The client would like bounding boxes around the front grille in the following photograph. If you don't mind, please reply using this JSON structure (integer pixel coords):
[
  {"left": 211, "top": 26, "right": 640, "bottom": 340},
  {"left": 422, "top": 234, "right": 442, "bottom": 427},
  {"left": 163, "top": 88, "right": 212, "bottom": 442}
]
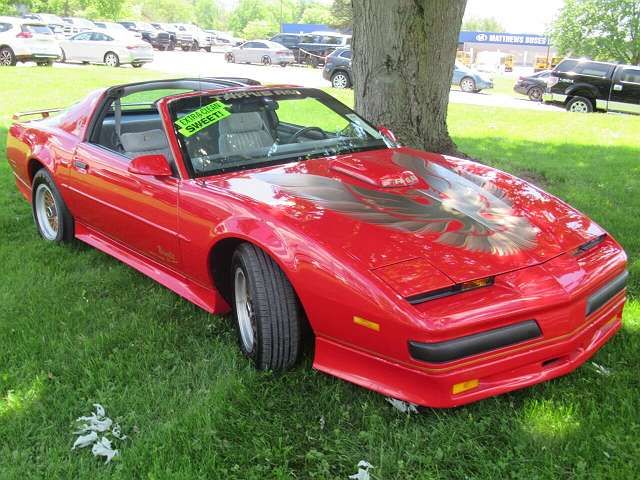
[{"left": 157, "top": 32, "right": 169, "bottom": 41}]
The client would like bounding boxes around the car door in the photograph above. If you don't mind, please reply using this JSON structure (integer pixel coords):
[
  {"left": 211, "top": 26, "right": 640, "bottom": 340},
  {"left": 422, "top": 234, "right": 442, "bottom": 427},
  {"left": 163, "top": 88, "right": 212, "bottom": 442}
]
[
  {"left": 63, "top": 106, "right": 181, "bottom": 269},
  {"left": 65, "top": 32, "right": 92, "bottom": 60},
  {"left": 608, "top": 66, "right": 640, "bottom": 114},
  {"left": 254, "top": 42, "right": 268, "bottom": 62},
  {"left": 235, "top": 41, "right": 252, "bottom": 62},
  {"left": 89, "top": 32, "right": 110, "bottom": 62}
]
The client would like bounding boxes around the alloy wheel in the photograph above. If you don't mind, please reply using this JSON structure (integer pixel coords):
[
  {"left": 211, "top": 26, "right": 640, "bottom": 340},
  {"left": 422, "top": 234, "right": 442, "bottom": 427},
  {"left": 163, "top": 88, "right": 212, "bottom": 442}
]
[
  {"left": 332, "top": 73, "right": 349, "bottom": 88},
  {"left": 105, "top": 53, "right": 118, "bottom": 67},
  {"left": 35, "top": 184, "right": 59, "bottom": 240},
  {"left": 569, "top": 100, "right": 590, "bottom": 113},
  {"left": 234, "top": 267, "right": 255, "bottom": 352},
  {"left": 460, "top": 78, "right": 476, "bottom": 92},
  {"left": 0, "top": 49, "right": 12, "bottom": 66}
]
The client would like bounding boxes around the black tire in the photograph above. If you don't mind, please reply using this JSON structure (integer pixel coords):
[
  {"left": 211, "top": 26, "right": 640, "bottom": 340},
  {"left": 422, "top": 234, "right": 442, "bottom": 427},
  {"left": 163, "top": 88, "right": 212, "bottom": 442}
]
[
  {"left": 566, "top": 95, "right": 594, "bottom": 113},
  {"left": 528, "top": 86, "right": 543, "bottom": 102},
  {"left": 132, "top": 63, "right": 143, "bottom": 68},
  {"left": 37, "top": 60, "right": 53, "bottom": 66},
  {"left": 331, "top": 71, "right": 351, "bottom": 89},
  {"left": 204, "top": 46, "right": 211, "bottom": 52},
  {"left": 225, "top": 53, "right": 234, "bottom": 63},
  {"left": 59, "top": 48, "right": 66, "bottom": 63},
  {"left": 279, "top": 62, "right": 287, "bottom": 67},
  {"left": 0, "top": 46, "right": 16, "bottom": 66},
  {"left": 104, "top": 51, "right": 120, "bottom": 67},
  {"left": 168, "top": 41, "right": 176, "bottom": 51},
  {"left": 231, "top": 243, "right": 302, "bottom": 371},
  {"left": 262, "top": 55, "right": 271, "bottom": 66},
  {"left": 32, "top": 169, "right": 74, "bottom": 243},
  {"left": 192, "top": 41, "right": 199, "bottom": 51},
  {"left": 181, "top": 46, "right": 190, "bottom": 52},
  {"left": 460, "top": 76, "right": 476, "bottom": 93}
]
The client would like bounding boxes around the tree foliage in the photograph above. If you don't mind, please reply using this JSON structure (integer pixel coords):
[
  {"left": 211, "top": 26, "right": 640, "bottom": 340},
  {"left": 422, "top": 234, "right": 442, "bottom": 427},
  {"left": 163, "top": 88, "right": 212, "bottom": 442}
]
[
  {"left": 330, "top": 0, "right": 351, "bottom": 29},
  {"left": 462, "top": 16, "right": 506, "bottom": 32},
  {"left": 551, "top": 0, "right": 640, "bottom": 65}
]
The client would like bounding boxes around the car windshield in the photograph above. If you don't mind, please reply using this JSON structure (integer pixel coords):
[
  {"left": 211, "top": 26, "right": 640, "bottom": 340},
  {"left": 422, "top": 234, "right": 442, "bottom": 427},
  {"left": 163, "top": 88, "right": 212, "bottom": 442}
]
[{"left": 170, "top": 88, "right": 390, "bottom": 177}]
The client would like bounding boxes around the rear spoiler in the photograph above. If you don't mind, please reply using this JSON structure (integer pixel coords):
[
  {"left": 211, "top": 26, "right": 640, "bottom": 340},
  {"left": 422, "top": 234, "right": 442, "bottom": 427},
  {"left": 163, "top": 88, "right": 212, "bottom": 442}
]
[{"left": 12, "top": 108, "right": 62, "bottom": 121}]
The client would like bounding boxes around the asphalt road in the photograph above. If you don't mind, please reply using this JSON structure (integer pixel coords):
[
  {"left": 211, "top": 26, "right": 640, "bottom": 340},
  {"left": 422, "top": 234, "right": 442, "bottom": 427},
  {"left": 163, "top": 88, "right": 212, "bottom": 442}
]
[{"left": 142, "top": 50, "right": 559, "bottom": 112}]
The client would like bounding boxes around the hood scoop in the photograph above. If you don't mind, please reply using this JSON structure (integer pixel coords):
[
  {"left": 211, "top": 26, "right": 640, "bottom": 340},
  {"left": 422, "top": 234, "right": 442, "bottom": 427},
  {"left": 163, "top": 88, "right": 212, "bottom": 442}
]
[{"left": 330, "top": 156, "right": 420, "bottom": 188}]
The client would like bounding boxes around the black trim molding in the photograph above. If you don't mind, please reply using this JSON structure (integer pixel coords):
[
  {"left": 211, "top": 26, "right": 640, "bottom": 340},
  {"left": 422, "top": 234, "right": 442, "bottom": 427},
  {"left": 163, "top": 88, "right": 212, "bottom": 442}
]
[
  {"left": 409, "top": 320, "right": 542, "bottom": 364},
  {"left": 586, "top": 270, "right": 628, "bottom": 317}
]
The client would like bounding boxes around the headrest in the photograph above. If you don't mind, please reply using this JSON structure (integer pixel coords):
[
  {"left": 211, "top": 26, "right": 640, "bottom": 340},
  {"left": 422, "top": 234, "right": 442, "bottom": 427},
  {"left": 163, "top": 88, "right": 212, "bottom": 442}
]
[
  {"left": 221, "top": 112, "right": 265, "bottom": 133},
  {"left": 120, "top": 129, "right": 168, "bottom": 152}
]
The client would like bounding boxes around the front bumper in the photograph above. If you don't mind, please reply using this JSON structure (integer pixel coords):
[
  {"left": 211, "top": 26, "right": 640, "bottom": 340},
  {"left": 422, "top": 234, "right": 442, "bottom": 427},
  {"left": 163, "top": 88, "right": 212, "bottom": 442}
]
[{"left": 476, "top": 78, "right": 494, "bottom": 89}]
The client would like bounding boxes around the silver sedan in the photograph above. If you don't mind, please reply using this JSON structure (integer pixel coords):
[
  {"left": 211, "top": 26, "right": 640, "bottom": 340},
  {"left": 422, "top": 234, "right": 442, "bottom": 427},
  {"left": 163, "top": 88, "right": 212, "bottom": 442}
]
[
  {"left": 60, "top": 30, "right": 153, "bottom": 67},
  {"left": 226, "top": 40, "right": 294, "bottom": 67}
]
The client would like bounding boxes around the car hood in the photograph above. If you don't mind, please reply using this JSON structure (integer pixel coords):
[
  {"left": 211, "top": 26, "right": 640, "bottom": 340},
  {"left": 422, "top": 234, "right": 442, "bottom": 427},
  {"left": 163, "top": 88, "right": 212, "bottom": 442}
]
[{"left": 204, "top": 147, "right": 604, "bottom": 284}]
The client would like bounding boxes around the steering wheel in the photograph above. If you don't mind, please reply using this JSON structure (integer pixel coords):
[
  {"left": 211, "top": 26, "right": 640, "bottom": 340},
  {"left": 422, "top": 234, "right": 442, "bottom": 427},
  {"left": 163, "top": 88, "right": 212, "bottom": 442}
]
[{"left": 291, "top": 126, "right": 328, "bottom": 142}]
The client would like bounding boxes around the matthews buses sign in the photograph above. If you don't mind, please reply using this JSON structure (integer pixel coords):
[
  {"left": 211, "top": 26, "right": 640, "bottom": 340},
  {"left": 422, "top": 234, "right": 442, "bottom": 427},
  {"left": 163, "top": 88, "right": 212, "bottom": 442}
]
[{"left": 459, "top": 31, "right": 550, "bottom": 46}]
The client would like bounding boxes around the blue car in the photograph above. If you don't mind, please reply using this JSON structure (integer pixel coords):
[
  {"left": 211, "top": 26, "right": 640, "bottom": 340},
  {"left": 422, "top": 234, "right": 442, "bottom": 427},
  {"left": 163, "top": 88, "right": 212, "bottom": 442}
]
[{"left": 452, "top": 62, "right": 494, "bottom": 93}]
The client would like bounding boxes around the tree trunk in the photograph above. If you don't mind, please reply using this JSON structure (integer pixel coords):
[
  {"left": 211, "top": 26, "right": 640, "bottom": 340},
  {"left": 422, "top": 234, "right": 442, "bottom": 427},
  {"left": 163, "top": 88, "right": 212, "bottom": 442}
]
[{"left": 352, "top": 0, "right": 467, "bottom": 154}]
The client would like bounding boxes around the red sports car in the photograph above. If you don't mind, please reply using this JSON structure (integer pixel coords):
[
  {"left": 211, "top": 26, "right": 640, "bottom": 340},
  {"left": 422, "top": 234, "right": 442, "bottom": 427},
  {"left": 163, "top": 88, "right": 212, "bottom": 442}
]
[{"left": 6, "top": 77, "right": 628, "bottom": 408}]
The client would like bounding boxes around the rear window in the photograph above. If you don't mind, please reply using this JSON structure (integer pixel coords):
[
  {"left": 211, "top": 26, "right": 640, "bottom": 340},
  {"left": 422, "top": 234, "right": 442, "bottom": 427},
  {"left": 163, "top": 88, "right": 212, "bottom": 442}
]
[
  {"left": 620, "top": 68, "right": 640, "bottom": 84},
  {"left": 22, "top": 24, "right": 53, "bottom": 35},
  {"left": 340, "top": 50, "right": 352, "bottom": 59},
  {"left": 574, "top": 62, "right": 612, "bottom": 77}
]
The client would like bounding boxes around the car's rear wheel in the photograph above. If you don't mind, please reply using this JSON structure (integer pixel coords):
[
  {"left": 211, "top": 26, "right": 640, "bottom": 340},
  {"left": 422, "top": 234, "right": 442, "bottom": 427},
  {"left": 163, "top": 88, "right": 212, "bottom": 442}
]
[
  {"left": 182, "top": 45, "right": 190, "bottom": 52},
  {"left": 192, "top": 41, "right": 199, "bottom": 51},
  {"left": 36, "top": 60, "right": 53, "bottom": 66},
  {"left": 460, "top": 76, "right": 476, "bottom": 93},
  {"left": 566, "top": 96, "right": 594, "bottom": 113},
  {"left": 104, "top": 52, "right": 120, "bottom": 67},
  {"left": 132, "top": 62, "right": 143, "bottom": 68},
  {"left": 279, "top": 62, "right": 287, "bottom": 67},
  {"left": 528, "top": 86, "right": 543, "bottom": 101},
  {"left": 225, "top": 52, "right": 235, "bottom": 63},
  {"left": 331, "top": 71, "right": 351, "bottom": 89},
  {"left": 32, "top": 169, "right": 74, "bottom": 243},
  {"left": 0, "top": 46, "right": 16, "bottom": 66},
  {"left": 262, "top": 55, "right": 271, "bottom": 66},
  {"left": 231, "top": 243, "right": 302, "bottom": 371}
]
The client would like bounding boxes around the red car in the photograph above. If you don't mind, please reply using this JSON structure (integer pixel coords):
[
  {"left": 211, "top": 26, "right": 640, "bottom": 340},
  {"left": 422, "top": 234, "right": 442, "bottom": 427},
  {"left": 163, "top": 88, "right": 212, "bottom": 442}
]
[{"left": 6, "top": 78, "right": 628, "bottom": 408}]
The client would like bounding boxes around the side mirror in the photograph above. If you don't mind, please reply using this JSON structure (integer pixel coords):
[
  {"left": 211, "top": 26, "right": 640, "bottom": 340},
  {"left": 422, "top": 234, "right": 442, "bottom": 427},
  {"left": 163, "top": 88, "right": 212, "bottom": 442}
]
[
  {"left": 128, "top": 154, "right": 172, "bottom": 176},
  {"left": 377, "top": 125, "right": 398, "bottom": 144}
]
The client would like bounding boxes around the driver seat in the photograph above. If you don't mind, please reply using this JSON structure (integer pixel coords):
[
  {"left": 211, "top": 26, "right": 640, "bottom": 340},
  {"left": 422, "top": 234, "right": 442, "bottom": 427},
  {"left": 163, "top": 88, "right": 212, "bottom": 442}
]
[{"left": 218, "top": 112, "right": 274, "bottom": 155}]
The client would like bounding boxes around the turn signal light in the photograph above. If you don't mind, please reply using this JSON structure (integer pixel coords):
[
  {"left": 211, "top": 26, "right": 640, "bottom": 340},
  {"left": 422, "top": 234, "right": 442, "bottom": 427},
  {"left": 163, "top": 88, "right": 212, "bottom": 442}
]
[{"left": 452, "top": 379, "right": 479, "bottom": 395}]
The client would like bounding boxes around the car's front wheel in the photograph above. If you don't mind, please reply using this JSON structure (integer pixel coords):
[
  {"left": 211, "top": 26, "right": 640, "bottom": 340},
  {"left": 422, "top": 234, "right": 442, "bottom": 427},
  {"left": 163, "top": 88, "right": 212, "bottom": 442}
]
[
  {"left": 460, "top": 76, "right": 476, "bottom": 93},
  {"left": 0, "top": 46, "right": 16, "bottom": 66},
  {"left": 566, "top": 96, "right": 594, "bottom": 113},
  {"left": 262, "top": 55, "right": 271, "bottom": 66},
  {"left": 231, "top": 243, "right": 302, "bottom": 371},
  {"left": 331, "top": 71, "right": 351, "bottom": 89},
  {"left": 32, "top": 169, "right": 74, "bottom": 243},
  {"left": 528, "top": 86, "right": 543, "bottom": 101},
  {"left": 132, "top": 63, "right": 143, "bottom": 68},
  {"left": 104, "top": 52, "right": 120, "bottom": 67}
]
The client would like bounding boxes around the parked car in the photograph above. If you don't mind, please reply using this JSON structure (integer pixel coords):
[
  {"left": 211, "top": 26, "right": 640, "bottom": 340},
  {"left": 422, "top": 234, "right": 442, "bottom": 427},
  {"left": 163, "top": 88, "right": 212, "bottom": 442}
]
[
  {"left": 209, "top": 30, "right": 243, "bottom": 46},
  {"left": 7, "top": 79, "right": 628, "bottom": 409},
  {"left": 151, "top": 23, "right": 193, "bottom": 51},
  {"left": 543, "top": 58, "right": 640, "bottom": 114},
  {"left": 173, "top": 23, "right": 212, "bottom": 51},
  {"left": 226, "top": 40, "right": 294, "bottom": 66},
  {"left": 117, "top": 21, "right": 171, "bottom": 50},
  {"left": 61, "top": 17, "right": 94, "bottom": 37},
  {"left": 513, "top": 70, "right": 550, "bottom": 101},
  {"left": 94, "top": 21, "right": 141, "bottom": 39},
  {"left": 22, "top": 13, "right": 65, "bottom": 37},
  {"left": 60, "top": 31, "right": 153, "bottom": 67},
  {"left": 322, "top": 47, "right": 352, "bottom": 88},
  {"left": 452, "top": 62, "right": 494, "bottom": 93},
  {"left": 273, "top": 31, "right": 351, "bottom": 67},
  {"left": 0, "top": 17, "right": 60, "bottom": 66}
]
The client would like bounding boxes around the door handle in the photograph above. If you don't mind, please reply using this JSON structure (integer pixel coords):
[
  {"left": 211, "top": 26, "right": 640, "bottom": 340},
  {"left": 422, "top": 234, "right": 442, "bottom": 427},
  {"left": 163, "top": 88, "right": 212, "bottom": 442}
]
[
  {"left": 73, "top": 158, "right": 89, "bottom": 171},
  {"left": 613, "top": 84, "right": 623, "bottom": 92}
]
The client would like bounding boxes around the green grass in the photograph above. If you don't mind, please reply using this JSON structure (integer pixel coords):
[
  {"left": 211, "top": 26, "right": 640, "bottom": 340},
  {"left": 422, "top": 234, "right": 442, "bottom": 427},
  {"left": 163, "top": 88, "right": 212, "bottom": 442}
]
[{"left": 1, "top": 68, "right": 639, "bottom": 479}]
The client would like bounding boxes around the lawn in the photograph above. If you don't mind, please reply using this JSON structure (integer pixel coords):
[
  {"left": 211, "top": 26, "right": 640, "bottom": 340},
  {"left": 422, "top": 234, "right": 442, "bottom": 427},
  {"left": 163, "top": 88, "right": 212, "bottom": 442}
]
[{"left": 1, "top": 67, "right": 639, "bottom": 479}]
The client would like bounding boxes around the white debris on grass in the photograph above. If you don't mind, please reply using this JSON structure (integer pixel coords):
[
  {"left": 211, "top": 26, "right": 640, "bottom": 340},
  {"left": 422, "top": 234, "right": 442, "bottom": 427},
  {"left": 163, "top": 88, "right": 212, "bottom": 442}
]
[
  {"left": 349, "top": 460, "right": 373, "bottom": 480},
  {"left": 92, "top": 436, "right": 119, "bottom": 464},
  {"left": 591, "top": 362, "right": 612, "bottom": 376},
  {"left": 72, "top": 404, "right": 126, "bottom": 464},
  {"left": 71, "top": 431, "right": 98, "bottom": 450},
  {"left": 386, "top": 397, "right": 419, "bottom": 414}
]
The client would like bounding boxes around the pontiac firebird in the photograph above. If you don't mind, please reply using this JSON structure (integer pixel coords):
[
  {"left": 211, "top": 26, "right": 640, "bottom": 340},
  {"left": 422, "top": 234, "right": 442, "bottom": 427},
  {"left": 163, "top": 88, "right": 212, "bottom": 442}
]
[{"left": 6, "top": 77, "right": 628, "bottom": 408}]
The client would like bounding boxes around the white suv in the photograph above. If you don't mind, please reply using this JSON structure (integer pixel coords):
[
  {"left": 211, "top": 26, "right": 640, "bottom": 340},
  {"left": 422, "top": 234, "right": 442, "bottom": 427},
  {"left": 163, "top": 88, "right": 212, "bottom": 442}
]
[
  {"left": 0, "top": 16, "right": 61, "bottom": 66},
  {"left": 173, "top": 24, "right": 212, "bottom": 51}
]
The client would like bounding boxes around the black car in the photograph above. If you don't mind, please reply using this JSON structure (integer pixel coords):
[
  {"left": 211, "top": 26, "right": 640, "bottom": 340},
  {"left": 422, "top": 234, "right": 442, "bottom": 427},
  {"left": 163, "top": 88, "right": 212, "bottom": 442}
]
[
  {"left": 322, "top": 47, "right": 352, "bottom": 88},
  {"left": 543, "top": 58, "right": 640, "bottom": 114},
  {"left": 118, "top": 21, "right": 171, "bottom": 50},
  {"left": 271, "top": 32, "right": 350, "bottom": 67},
  {"left": 513, "top": 70, "right": 549, "bottom": 101}
]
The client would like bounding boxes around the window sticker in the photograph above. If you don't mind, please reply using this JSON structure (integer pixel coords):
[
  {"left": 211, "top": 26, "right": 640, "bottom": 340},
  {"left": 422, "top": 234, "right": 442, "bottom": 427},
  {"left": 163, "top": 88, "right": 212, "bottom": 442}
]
[{"left": 175, "top": 101, "right": 230, "bottom": 137}]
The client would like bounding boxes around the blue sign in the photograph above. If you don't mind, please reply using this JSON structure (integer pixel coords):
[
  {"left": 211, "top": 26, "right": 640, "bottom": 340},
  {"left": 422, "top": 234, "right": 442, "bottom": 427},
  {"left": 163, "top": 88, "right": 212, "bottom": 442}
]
[
  {"left": 282, "top": 23, "right": 329, "bottom": 34},
  {"left": 459, "top": 31, "right": 550, "bottom": 46}
]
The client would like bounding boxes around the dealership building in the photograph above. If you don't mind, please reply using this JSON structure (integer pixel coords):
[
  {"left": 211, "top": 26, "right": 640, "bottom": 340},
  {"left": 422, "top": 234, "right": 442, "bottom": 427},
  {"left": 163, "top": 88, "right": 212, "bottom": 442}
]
[{"left": 458, "top": 31, "right": 557, "bottom": 67}]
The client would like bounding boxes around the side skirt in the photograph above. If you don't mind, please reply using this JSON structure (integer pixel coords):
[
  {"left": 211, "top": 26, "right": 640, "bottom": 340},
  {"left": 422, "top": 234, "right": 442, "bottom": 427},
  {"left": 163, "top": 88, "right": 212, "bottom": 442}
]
[{"left": 75, "top": 222, "right": 227, "bottom": 314}]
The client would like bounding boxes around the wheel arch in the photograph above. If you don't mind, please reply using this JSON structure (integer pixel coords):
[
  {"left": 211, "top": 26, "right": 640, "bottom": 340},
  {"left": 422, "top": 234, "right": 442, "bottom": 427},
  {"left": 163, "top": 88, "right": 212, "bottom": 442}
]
[{"left": 566, "top": 83, "right": 598, "bottom": 100}]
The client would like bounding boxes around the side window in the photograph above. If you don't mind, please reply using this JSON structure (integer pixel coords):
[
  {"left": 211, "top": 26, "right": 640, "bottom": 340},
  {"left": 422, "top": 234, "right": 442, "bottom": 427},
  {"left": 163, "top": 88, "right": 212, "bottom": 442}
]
[
  {"left": 554, "top": 59, "right": 578, "bottom": 73},
  {"left": 0, "top": 23, "right": 12, "bottom": 33},
  {"left": 243, "top": 42, "right": 255, "bottom": 48},
  {"left": 340, "top": 50, "right": 352, "bottom": 59},
  {"left": 575, "top": 62, "right": 611, "bottom": 77},
  {"left": 255, "top": 42, "right": 267, "bottom": 49},
  {"left": 620, "top": 68, "right": 640, "bottom": 84},
  {"left": 72, "top": 32, "right": 92, "bottom": 41}
]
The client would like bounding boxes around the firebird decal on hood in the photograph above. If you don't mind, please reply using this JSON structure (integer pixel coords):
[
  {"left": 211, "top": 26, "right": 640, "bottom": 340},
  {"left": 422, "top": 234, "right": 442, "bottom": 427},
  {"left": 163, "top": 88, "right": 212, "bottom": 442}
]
[{"left": 259, "top": 154, "right": 539, "bottom": 256}]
